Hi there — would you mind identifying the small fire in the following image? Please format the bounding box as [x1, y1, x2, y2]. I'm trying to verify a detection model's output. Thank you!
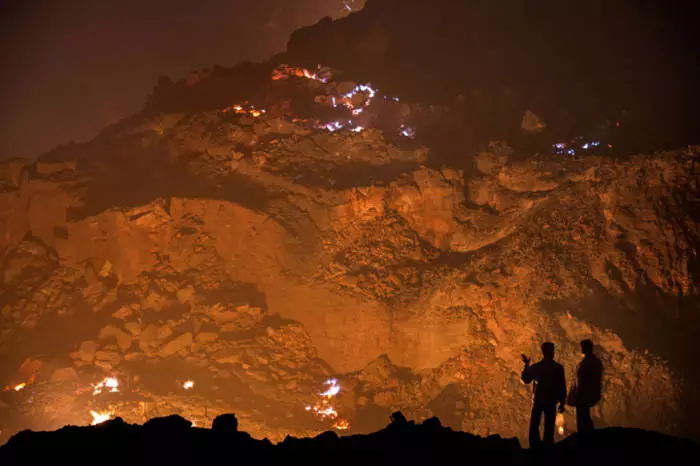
[320, 378, 341, 398]
[338, 83, 378, 116]
[333, 419, 350, 431]
[321, 121, 345, 132]
[555, 413, 566, 436]
[93, 377, 119, 395]
[183, 380, 195, 390]
[305, 399, 339, 420]
[305, 378, 349, 429]
[272, 64, 330, 83]
[90, 410, 113, 426]
[13, 382, 26, 392]
[400, 125, 415, 138]
[221, 103, 266, 118]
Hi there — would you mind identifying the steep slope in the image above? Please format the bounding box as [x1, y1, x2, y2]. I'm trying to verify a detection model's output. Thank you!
[1, 1, 699, 446]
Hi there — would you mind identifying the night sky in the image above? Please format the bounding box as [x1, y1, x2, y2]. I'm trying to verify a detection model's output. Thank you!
[0, 0, 360, 160]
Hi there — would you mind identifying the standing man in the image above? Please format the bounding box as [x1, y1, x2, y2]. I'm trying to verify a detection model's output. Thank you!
[521, 342, 567, 447]
[575, 339, 603, 433]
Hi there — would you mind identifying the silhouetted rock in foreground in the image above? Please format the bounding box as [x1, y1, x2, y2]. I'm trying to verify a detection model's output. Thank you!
[0, 413, 697, 466]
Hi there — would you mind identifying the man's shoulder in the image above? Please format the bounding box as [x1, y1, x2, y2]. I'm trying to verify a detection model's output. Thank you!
[553, 361, 565, 371]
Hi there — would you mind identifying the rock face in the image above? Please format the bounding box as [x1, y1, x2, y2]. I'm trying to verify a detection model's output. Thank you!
[1, 1, 699, 447]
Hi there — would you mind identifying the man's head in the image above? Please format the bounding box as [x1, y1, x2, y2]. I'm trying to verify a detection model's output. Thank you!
[541, 342, 555, 360]
[580, 339, 594, 356]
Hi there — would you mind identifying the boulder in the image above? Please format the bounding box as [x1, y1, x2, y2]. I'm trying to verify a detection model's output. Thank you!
[196, 332, 219, 343]
[214, 348, 241, 364]
[112, 307, 133, 320]
[0, 158, 26, 189]
[78, 341, 99, 362]
[176, 286, 196, 305]
[35, 159, 77, 175]
[212, 413, 238, 432]
[99, 325, 132, 350]
[520, 110, 547, 133]
[143, 290, 167, 311]
[159, 333, 193, 357]
[95, 350, 122, 365]
[143, 414, 192, 431]
[51, 367, 78, 382]
[124, 322, 141, 336]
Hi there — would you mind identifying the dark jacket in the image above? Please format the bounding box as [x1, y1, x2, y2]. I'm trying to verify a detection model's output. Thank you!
[522, 359, 567, 405]
[576, 354, 603, 407]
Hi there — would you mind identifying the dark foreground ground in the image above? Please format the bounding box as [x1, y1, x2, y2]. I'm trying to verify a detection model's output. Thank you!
[0, 412, 697, 466]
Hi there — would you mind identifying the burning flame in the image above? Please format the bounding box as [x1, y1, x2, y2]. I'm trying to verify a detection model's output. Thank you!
[272, 64, 330, 83]
[338, 83, 378, 116]
[305, 400, 338, 420]
[90, 410, 113, 425]
[555, 413, 566, 436]
[305, 378, 349, 429]
[320, 378, 341, 398]
[221, 103, 266, 118]
[93, 377, 119, 395]
[400, 125, 415, 138]
[183, 380, 195, 390]
[13, 382, 26, 392]
[333, 419, 351, 431]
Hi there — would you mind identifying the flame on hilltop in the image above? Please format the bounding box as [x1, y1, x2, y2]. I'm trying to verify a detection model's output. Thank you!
[93, 377, 119, 395]
[90, 410, 113, 426]
[272, 64, 330, 83]
[13, 382, 26, 392]
[183, 380, 195, 390]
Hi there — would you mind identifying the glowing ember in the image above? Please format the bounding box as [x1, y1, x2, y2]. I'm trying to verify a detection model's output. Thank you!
[558, 426, 565, 435]
[93, 377, 119, 395]
[90, 410, 113, 425]
[183, 380, 195, 390]
[400, 126, 415, 138]
[13, 382, 26, 392]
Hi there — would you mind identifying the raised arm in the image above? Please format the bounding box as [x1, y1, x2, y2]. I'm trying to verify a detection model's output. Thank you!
[521, 362, 537, 384]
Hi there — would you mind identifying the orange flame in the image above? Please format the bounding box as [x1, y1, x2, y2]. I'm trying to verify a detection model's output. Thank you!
[90, 410, 113, 425]
[93, 377, 119, 395]
[333, 419, 350, 431]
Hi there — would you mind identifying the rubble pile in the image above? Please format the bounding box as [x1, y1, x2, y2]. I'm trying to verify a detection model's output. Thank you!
[1, 1, 700, 447]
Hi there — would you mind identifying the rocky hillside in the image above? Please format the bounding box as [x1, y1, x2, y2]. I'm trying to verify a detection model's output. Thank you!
[1, 0, 699, 446]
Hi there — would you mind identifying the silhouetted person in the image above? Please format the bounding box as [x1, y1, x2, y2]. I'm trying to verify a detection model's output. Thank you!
[575, 339, 603, 433]
[521, 342, 566, 447]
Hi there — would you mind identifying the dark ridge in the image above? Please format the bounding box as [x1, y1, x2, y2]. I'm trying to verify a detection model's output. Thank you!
[1, 412, 698, 466]
[140, 1, 700, 161]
